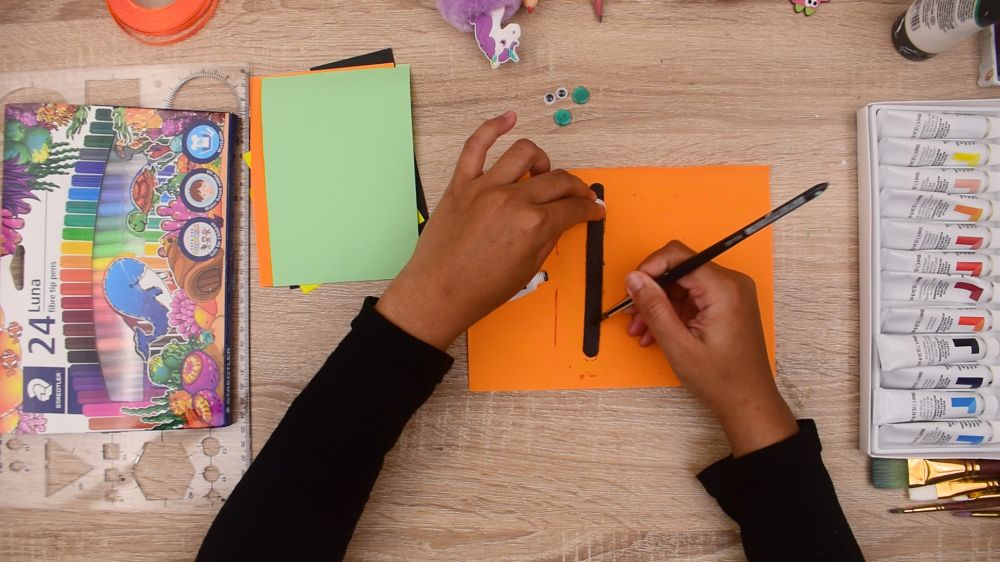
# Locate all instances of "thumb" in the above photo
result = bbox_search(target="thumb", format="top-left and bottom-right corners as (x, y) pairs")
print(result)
(625, 271), (690, 344)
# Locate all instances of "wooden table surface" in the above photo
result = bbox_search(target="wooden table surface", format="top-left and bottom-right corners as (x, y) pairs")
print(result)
(2, 1), (998, 560)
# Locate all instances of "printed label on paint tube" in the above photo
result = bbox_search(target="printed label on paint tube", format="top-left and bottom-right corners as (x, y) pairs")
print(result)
(877, 110), (1000, 140)
(900, 0), (984, 56)
(876, 334), (1000, 371)
(876, 389), (999, 423)
(880, 190), (994, 222)
(881, 221), (999, 251)
(881, 249), (999, 277)
(878, 138), (1000, 167)
(881, 307), (995, 334)
(879, 420), (1000, 447)
(881, 364), (998, 389)
(879, 165), (998, 194)
(881, 272), (1000, 305)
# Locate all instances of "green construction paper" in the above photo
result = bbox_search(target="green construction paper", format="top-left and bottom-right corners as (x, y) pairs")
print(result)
(260, 65), (418, 286)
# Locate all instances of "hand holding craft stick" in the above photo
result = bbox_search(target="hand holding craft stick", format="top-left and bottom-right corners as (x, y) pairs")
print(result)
(376, 111), (605, 350)
(602, 182), (828, 320)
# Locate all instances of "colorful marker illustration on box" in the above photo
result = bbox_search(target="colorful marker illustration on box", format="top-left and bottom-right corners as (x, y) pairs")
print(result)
(1, 103), (234, 434)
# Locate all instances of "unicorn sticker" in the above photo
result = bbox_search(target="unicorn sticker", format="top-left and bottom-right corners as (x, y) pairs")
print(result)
(472, 7), (521, 69)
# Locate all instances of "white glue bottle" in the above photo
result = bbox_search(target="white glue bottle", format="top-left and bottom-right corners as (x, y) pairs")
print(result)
(893, 0), (1000, 61)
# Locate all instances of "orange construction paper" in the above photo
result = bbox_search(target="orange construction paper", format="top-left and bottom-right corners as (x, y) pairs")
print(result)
(467, 166), (775, 392)
(249, 62), (395, 286)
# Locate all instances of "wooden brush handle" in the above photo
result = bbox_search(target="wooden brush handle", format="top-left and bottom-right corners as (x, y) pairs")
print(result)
(975, 460), (1000, 479)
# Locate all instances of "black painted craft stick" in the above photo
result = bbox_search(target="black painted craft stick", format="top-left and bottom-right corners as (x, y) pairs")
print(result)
(600, 182), (828, 321)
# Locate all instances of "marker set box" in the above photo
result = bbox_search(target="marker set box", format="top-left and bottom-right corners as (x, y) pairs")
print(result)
(859, 100), (1000, 460)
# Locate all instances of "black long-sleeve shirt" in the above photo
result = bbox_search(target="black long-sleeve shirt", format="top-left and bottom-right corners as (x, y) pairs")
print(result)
(198, 298), (863, 561)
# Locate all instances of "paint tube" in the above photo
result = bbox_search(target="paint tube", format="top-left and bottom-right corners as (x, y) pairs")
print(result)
(892, 0), (1000, 61)
(881, 272), (1000, 305)
(876, 334), (1000, 370)
(881, 249), (1000, 277)
(881, 221), (1000, 251)
(876, 388), (1000, 423)
(881, 307), (998, 334)
(878, 139), (1000, 167)
(879, 165), (1000, 194)
(881, 364), (999, 389)
(880, 419), (1000, 446)
(877, 110), (1000, 140)
(880, 190), (994, 222)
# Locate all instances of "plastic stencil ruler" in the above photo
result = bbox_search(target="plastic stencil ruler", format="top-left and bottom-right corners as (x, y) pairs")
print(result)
(0, 63), (252, 511)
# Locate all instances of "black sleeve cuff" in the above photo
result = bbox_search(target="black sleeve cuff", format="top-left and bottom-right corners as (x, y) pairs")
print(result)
(352, 296), (455, 379)
(697, 419), (820, 498)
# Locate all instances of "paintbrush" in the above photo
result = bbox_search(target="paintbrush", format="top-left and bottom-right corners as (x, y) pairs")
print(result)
(871, 458), (1000, 489)
(891, 494), (1000, 513)
(953, 510), (1000, 518)
(601, 182), (828, 320)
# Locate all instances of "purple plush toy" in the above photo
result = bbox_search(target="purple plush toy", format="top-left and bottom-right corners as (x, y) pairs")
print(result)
(437, 0), (523, 69)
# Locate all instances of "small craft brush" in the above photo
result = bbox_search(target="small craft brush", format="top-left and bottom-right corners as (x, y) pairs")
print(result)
(890, 495), (1000, 513)
(601, 182), (828, 321)
(953, 510), (1000, 518)
(593, 0), (603, 22)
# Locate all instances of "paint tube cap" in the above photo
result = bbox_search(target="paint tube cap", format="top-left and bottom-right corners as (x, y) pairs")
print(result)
(985, 256), (1000, 278)
(983, 390), (1000, 419)
(987, 117), (1000, 140)
(986, 337), (1000, 360)
(985, 365), (1000, 387)
(985, 169), (1000, 192)
(988, 144), (1000, 166)
(990, 284), (1000, 303)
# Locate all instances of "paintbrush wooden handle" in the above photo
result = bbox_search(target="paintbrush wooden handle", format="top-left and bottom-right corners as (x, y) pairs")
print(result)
(973, 459), (1000, 479)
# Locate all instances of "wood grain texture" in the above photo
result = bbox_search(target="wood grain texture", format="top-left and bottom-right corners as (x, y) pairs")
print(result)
(2, 0), (999, 560)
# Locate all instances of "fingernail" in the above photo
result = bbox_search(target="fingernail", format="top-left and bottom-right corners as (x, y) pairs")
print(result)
(594, 198), (606, 208)
(501, 110), (515, 120)
(625, 271), (644, 295)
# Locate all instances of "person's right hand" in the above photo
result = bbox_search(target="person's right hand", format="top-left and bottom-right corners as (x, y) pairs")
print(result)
(623, 241), (798, 457)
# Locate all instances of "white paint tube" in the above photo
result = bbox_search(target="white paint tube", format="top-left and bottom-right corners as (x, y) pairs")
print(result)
(881, 364), (999, 389)
(881, 307), (997, 334)
(876, 389), (1000, 423)
(881, 249), (1000, 277)
(876, 334), (1000, 371)
(878, 138), (1000, 167)
(881, 272), (1000, 305)
(881, 221), (1000, 251)
(880, 190), (994, 222)
(877, 110), (1000, 140)
(879, 165), (1000, 194)
(879, 420), (1000, 446)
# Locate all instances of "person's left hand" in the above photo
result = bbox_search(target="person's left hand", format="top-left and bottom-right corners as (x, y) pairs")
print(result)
(376, 111), (605, 350)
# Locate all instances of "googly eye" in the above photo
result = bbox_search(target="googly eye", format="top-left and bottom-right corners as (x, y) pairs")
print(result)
(544, 92), (556, 105)
(555, 87), (569, 100)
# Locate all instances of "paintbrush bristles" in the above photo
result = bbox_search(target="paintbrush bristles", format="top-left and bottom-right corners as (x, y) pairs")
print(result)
(871, 458), (909, 489)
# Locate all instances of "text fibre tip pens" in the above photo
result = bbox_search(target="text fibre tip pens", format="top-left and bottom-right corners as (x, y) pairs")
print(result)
(600, 182), (829, 321)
